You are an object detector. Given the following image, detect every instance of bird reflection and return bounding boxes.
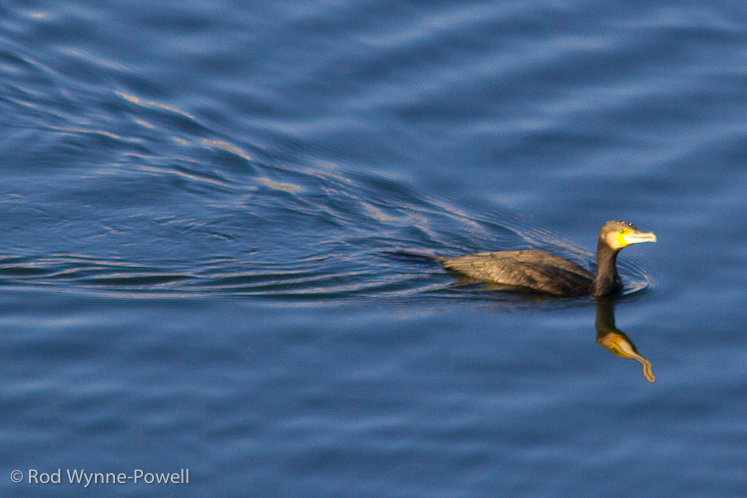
[595,298,655,382]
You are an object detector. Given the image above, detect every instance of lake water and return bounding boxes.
[1,0,746,496]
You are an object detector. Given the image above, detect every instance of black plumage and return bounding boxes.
[441,221,656,297]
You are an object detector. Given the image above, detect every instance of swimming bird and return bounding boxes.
[440,221,656,297]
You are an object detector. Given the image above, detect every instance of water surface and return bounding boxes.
[1,0,746,496]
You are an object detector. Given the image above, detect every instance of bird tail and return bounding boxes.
[381,250,445,263]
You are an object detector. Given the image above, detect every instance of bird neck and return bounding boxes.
[591,241,623,297]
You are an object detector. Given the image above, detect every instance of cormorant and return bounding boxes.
[440,221,656,297]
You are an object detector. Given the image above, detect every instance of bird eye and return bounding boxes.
[619,229,624,234]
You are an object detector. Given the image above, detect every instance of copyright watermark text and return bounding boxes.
[11,469,190,487]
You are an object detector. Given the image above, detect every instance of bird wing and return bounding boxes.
[442,250,594,296]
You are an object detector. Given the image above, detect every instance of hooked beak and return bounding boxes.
[622,231,657,245]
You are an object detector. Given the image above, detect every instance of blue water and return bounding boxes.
[1,0,746,496]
